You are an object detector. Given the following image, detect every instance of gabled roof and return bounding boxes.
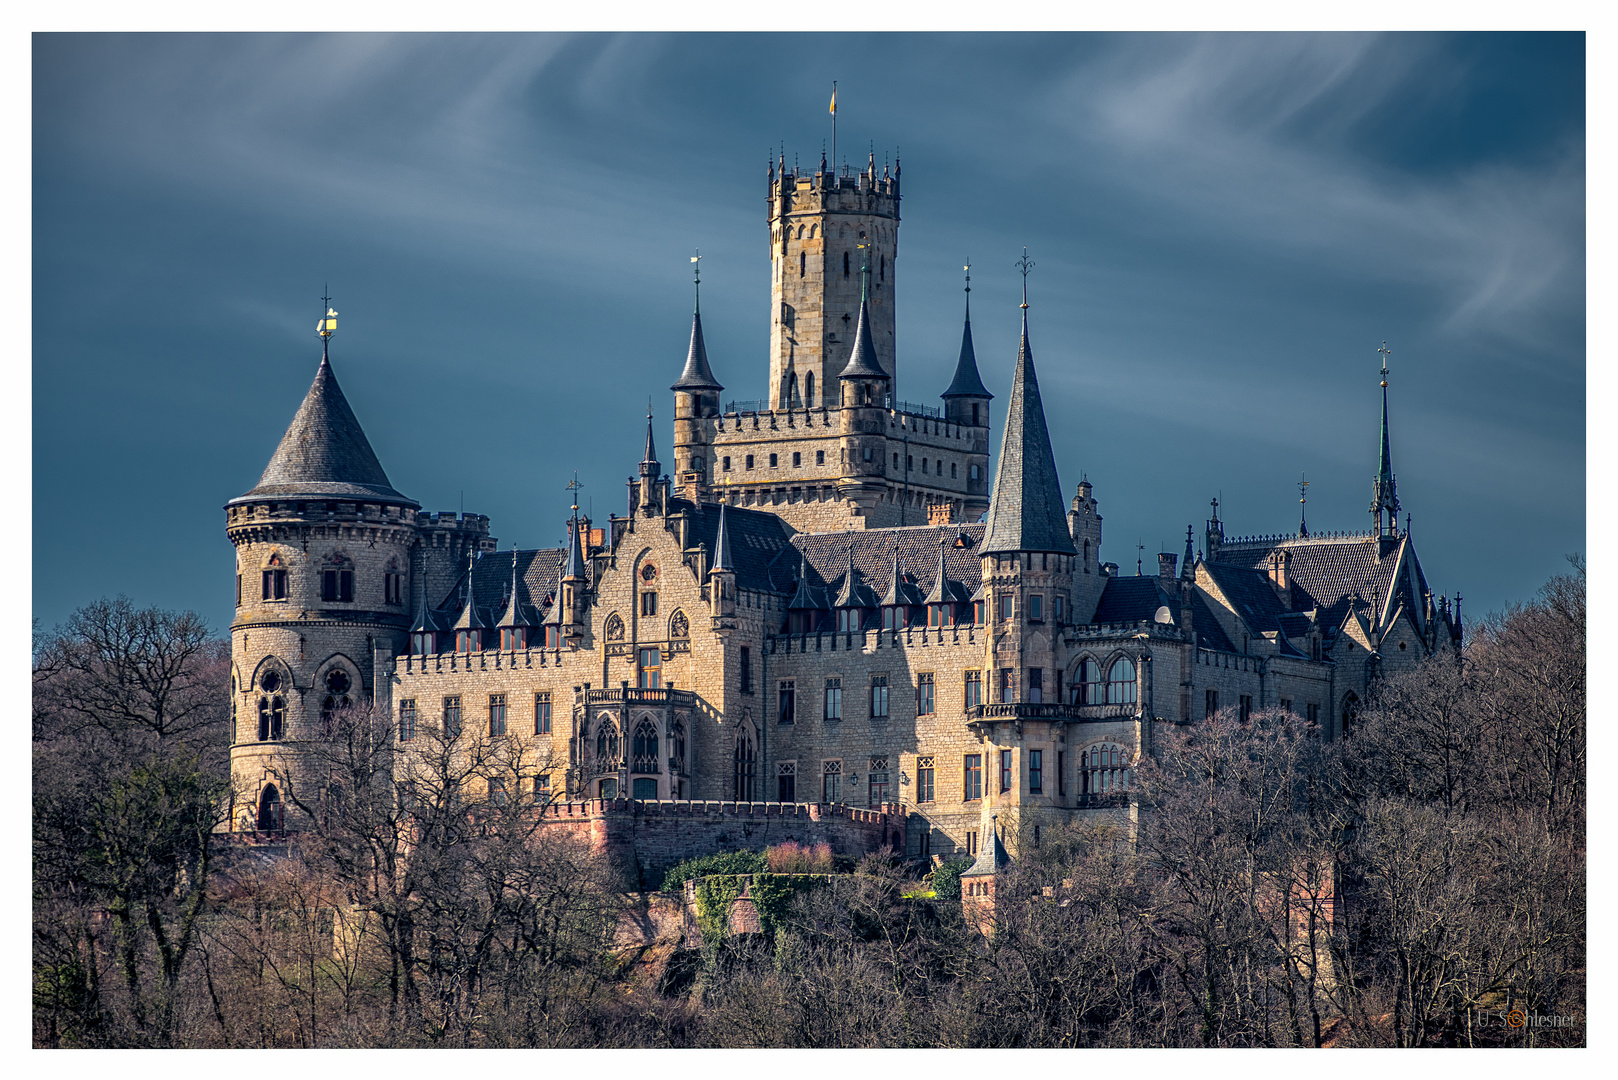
[666,497,796,594]
[1201,561,1290,634]
[980,311,1074,556]
[787,551,828,610]
[1214,533,1412,635]
[495,548,546,628]
[432,547,566,624]
[787,524,986,611]
[232,355,416,506]
[923,539,974,605]
[670,310,724,392]
[879,548,927,608]
[1092,575,1236,652]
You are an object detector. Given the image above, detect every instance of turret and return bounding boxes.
[671,256,723,501]
[941,265,993,430]
[708,500,737,633]
[559,506,589,641]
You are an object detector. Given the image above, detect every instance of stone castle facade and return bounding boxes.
[225,148,1463,877]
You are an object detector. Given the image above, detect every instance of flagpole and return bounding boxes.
[831,80,837,176]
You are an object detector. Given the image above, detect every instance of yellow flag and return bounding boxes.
[829,88,836,115]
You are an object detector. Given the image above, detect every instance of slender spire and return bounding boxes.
[672,252,724,392]
[1182,526,1196,581]
[1369,341,1400,534]
[640,401,660,478]
[1298,472,1310,538]
[942,261,992,400]
[563,478,586,581]
[837,241,889,382]
[981,251,1075,556]
[710,499,734,574]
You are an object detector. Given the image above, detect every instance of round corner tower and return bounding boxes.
[225,347,421,833]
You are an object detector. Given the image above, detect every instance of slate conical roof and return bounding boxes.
[838,298,890,381]
[671,311,724,392]
[233,355,415,506]
[980,310,1075,556]
[1368,375,1400,518]
[941,300,991,399]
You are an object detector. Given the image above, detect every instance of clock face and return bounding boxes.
[640,563,658,583]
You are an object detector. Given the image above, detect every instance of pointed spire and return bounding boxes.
[563,507,586,581]
[787,549,819,610]
[452,547,490,631]
[640,402,660,478]
[924,536,964,606]
[942,261,992,400]
[710,499,734,574]
[672,254,724,392]
[233,351,415,506]
[834,543,875,608]
[881,544,904,608]
[981,255,1075,556]
[410,562,434,635]
[1182,526,1196,581]
[1369,341,1400,533]
[838,245,889,382]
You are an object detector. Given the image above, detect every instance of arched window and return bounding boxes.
[258,694,286,741]
[595,719,620,767]
[789,371,800,407]
[632,719,660,773]
[733,727,757,801]
[1342,692,1360,736]
[257,784,284,831]
[1073,657,1104,705]
[1106,658,1137,705]
[321,668,352,738]
[799,251,806,277]
[805,371,815,407]
[1080,744,1130,798]
[670,721,686,773]
[809,224,817,238]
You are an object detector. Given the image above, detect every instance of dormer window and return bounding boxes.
[457,629,482,653]
[411,631,435,655]
[501,627,527,650]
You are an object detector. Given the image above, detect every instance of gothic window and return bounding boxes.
[870,674,890,719]
[1106,658,1137,705]
[964,670,983,709]
[398,699,417,742]
[1341,693,1360,736]
[805,372,815,406]
[489,693,507,737]
[778,680,796,724]
[384,559,403,606]
[262,553,288,601]
[809,224,817,238]
[535,691,552,734]
[823,677,842,721]
[916,671,935,715]
[843,251,850,277]
[641,592,658,617]
[963,754,982,801]
[788,371,800,407]
[604,612,625,640]
[868,755,890,807]
[257,694,286,741]
[596,718,621,766]
[822,759,842,803]
[257,784,284,831]
[443,696,462,738]
[632,777,658,800]
[1080,743,1131,798]
[1073,657,1102,704]
[669,610,689,639]
[322,555,354,603]
[632,719,659,773]
[733,727,757,801]
[599,778,619,799]
[777,762,796,802]
[799,251,806,277]
[321,668,352,737]
[916,755,935,802]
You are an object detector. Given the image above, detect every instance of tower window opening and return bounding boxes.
[723,456,732,471]
[951,462,958,479]
[816,450,825,465]
[969,464,980,481]
[257,695,285,741]
[384,570,403,605]
[1108,659,1138,705]
[746,454,755,470]
[800,251,806,277]
[769,453,779,468]
[844,251,850,277]
[262,565,287,601]
[793,451,802,468]
[257,784,283,832]
[805,371,815,406]
[881,253,885,281]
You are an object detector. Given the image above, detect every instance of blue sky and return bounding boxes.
[32,32,1585,636]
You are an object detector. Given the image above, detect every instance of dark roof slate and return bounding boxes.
[941,312,991,399]
[671,310,724,392]
[980,313,1074,556]
[433,548,566,622]
[1093,575,1236,652]
[1214,534,1410,632]
[668,498,797,594]
[787,524,986,609]
[233,356,416,506]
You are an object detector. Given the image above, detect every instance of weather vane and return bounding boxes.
[566,472,584,515]
[316,286,337,359]
[691,249,702,312]
[1378,341,1392,386]
[1298,472,1310,537]
[1016,248,1034,309]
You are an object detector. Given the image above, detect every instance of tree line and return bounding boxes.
[32,560,1584,1047]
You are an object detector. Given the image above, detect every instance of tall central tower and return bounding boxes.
[767,150,900,410]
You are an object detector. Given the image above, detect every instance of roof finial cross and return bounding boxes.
[1378,340,1391,386]
[317,284,337,360]
[1016,248,1034,309]
[691,249,702,313]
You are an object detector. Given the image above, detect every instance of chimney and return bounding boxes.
[927,502,955,527]
[1267,550,1292,605]
[1157,553,1178,581]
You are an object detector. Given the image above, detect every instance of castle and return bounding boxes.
[224,146,1463,879]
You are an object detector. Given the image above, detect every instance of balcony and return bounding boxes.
[966,702,1138,724]
[580,687,696,707]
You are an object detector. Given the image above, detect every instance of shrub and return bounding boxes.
[661,849,767,892]
[765,840,834,874]
[929,856,973,901]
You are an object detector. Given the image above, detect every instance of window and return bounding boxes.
[638,646,662,688]
[998,592,1014,621]
[907,455,914,471]
[456,629,481,654]
[894,453,900,469]
[500,627,526,650]
[489,693,507,736]
[1000,749,1013,793]
[824,678,842,721]
[534,774,551,800]
[916,755,935,802]
[822,760,842,803]
[1306,702,1320,726]
[1054,595,1065,622]
[816,450,825,465]
[1057,751,1066,795]
[1206,688,1219,718]
[385,571,403,605]
[1280,697,1293,715]
[322,567,354,603]
[740,646,752,693]
[777,762,796,803]
[733,728,756,801]
[599,778,619,799]
[1239,694,1252,722]
[641,592,658,617]
[596,720,620,764]
[792,452,801,468]
[489,777,508,807]
[723,456,731,471]
[778,680,796,724]
[236,574,242,607]
[998,668,1015,703]
[398,699,417,742]
[1028,667,1043,703]
[769,453,779,468]
[1029,749,1043,794]
[970,464,980,481]
[918,829,931,859]
[257,784,283,831]
[844,251,850,277]
[746,454,755,470]
[1107,658,1138,705]
[950,462,958,479]
[1028,594,1044,622]
[632,719,659,773]
[257,695,286,741]
[543,625,561,649]
[633,777,658,800]
[973,599,986,624]
[800,251,806,277]
[964,670,982,709]
[670,722,687,773]
[863,447,873,462]
[870,675,889,719]
[868,756,890,807]
[964,754,983,801]
[443,696,462,739]
[916,671,935,715]
[1080,743,1131,797]
[320,669,352,738]
[262,558,288,601]
[966,830,979,856]
[535,691,552,734]
[1074,658,1102,704]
